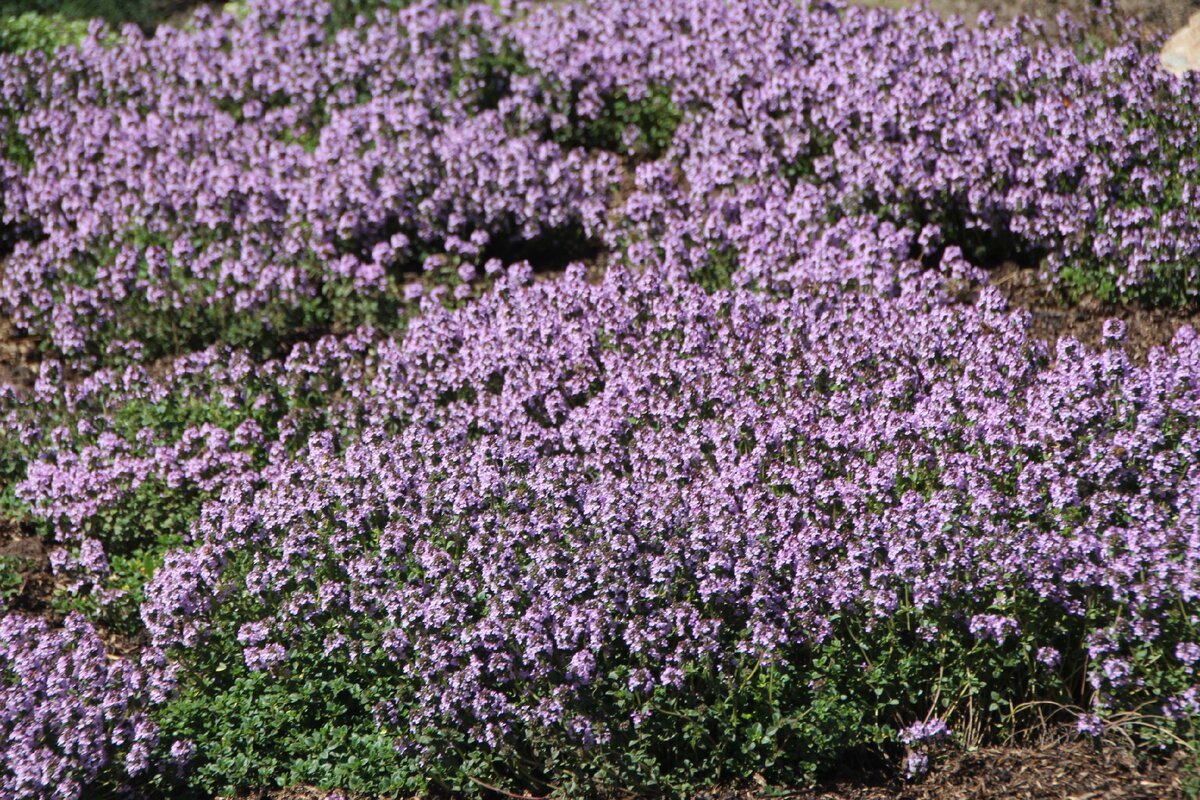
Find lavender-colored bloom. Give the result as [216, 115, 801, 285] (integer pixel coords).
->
[1177, 642, 1200, 670]
[168, 738, 195, 767]
[1036, 647, 1062, 670]
[243, 643, 288, 672]
[1164, 687, 1200, 720]
[903, 749, 930, 779]
[968, 615, 1020, 644]
[1076, 714, 1105, 737]
[900, 718, 951, 745]
[0, 614, 154, 799]
[1101, 319, 1128, 344]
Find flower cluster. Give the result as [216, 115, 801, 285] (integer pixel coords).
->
[2, 0, 1197, 363]
[0, 614, 159, 800]
[7, 327, 380, 546]
[900, 718, 951, 778]
[514, 0, 1200, 301]
[0, 0, 616, 358]
[142, 265, 1200, 788]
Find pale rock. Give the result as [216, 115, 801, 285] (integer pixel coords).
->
[1161, 10, 1200, 75]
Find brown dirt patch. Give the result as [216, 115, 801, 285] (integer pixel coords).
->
[903, 742, 1187, 800]
[707, 740, 1192, 800]
[0, 521, 54, 614]
[986, 262, 1200, 362]
[0, 315, 38, 390]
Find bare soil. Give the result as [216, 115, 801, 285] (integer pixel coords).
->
[777, 741, 1190, 800]
[0, 521, 53, 615]
[0, 316, 37, 389]
[980, 262, 1200, 361]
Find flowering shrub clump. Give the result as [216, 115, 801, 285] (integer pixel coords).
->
[0, 327, 384, 636]
[0, 0, 616, 360]
[0, 0, 1197, 364]
[1, 0, 1200, 798]
[7, 329, 379, 543]
[0, 613, 164, 800]
[141, 267, 1200, 794]
[530, 0, 1200, 302]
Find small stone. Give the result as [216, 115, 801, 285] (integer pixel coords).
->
[1161, 10, 1200, 76]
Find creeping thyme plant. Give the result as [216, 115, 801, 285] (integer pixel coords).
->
[2, 0, 1200, 797]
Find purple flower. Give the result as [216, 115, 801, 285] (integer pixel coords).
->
[1036, 647, 1062, 670]
[1076, 714, 1105, 737]
[243, 643, 289, 672]
[904, 749, 930, 779]
[1177, 642, 1200, 671]
[968, 615, 1020, 644]
[900, 718, 951, 745]
[1101, 319, 1128, 344]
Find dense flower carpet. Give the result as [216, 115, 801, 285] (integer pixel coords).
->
[1, 0, 1199, 797]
